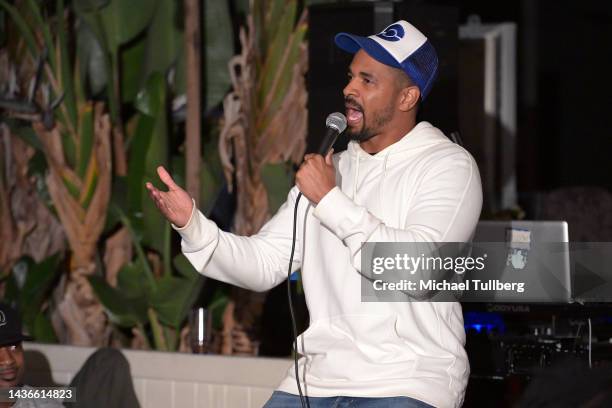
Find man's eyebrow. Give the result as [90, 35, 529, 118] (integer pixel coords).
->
[347, 70, 375, 80]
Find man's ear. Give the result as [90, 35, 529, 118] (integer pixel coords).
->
[398, 86, 420, 112]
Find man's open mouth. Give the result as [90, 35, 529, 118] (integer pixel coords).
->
[345, 104, 364, 126]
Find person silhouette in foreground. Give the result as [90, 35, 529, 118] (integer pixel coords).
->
[0, 304, 62, 408]
[0, 303, 139, 408]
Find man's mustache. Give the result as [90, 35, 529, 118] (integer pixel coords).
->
[344, 97, 363, 112]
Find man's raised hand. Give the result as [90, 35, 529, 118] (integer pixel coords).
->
[146, 166, 194, 228]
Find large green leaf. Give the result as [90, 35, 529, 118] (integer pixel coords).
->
[264, 0, 285, 48]
[74, 0, 157, 121]
[258, 0, 297, 104]
[104, 177, 128, 235]
[10, 124, 44, 152]
[120, 39, 146, 104]
[252, 0, 264, 58]
[17, 254, 62, 332]
[126, 113, 153, 216]
[116, 261, 154, 300]
[56, 0, 78, 126]
[268, 22, 306, 117]
[72, 0, 109, 12]
[204, 0, 234, 110]
[134, 72, 165, 116]
[88, 275, 148, 328]
[99, 0, 157, 52]
[131, 73, 169, 254]
[3, 274, 19, 304]
[199, 125, 225, 215]
[207, 285, 230, 331]
[151, 273, 203, 329]
[74, 0, 157, 54]
[32, 313, 58, 343]
[59, 132, 77, 176]
[142, 0, 183, 81]
[24, 0, 55, 70]
[76, 19, 108, 96]
[172, 254, 198, 280]
[109, 202, 155, 288]
[233, 0, 249, 16]
[261, 163, 293, 214]
[199, 159, 224, 216]
[0, 0, 38, 58]
[77, 104, 94, 179]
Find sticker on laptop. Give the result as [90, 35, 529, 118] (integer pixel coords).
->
[506, 228, 531, 270]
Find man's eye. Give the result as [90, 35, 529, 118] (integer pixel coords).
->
[363, 78, 371, 84]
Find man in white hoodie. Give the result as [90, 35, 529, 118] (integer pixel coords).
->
[147, 20, 482, 408]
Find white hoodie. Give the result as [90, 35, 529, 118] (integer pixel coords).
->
[175, 121, 483, 408]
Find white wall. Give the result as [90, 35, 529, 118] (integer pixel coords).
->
[23, 342, 293, 408]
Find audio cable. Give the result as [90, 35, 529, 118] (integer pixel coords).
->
[284, 112, 346, 408]
[287, 191, 310, 408]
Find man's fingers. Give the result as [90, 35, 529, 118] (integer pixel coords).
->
[157, 166, 179, 191]
[145, 182, 159, 194]
[325, 149, 334, 165]
[147, 185, 169, 211]
[148, 189, 171, 215]
[146, 183, 160, 201]
[147, 187, 163, 206]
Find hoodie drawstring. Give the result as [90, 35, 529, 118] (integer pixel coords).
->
[353, 150, 360, 200]
[379, 152, 389, 219]
[352, 148, 389, 220]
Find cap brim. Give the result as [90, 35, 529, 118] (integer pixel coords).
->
[334, 33, 402, 70]
[0, 334, 32, 347]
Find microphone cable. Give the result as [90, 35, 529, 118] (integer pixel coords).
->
[287, 191, 310, 408]
[285, 112, 345, 408]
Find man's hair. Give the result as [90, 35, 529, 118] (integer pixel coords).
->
[393, 68, 421, 113]
[393, 68, 413, 89]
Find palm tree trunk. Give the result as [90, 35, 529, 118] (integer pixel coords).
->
[33, 103, 112, 346]
[184, 0, 201, 203]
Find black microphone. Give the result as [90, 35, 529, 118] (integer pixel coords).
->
[317, 112, 347, 155]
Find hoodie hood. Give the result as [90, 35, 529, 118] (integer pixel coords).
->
[340, 121, 453, 213]
[346, 121, 450, 162]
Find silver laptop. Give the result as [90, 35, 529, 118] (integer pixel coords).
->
[463, 220, 572, 303]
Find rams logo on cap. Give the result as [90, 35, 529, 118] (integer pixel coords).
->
[376, 24, 405, 42]
[0, 310, 6, 327]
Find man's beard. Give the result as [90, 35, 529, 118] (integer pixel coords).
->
[346, 100, 395, 142]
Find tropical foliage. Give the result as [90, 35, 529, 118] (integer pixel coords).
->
[0, 0, 308, 353]
[218, 0, 308, 354]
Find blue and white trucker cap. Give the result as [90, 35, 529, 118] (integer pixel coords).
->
[335, 20, 439, 100]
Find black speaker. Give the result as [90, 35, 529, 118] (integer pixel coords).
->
[307, 1, 459, 153]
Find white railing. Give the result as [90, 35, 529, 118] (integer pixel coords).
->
[23, 342, 292, 408]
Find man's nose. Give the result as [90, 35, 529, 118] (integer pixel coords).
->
[0, 347, 15, 365]
[343, 78, 358, 99]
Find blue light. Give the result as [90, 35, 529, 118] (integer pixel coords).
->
[464, 312, 506, 334]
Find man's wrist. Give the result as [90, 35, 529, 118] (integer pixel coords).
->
[313, 186, 344, 227]
[172, 199, 196, 230]
[314, 185, 335, 204]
